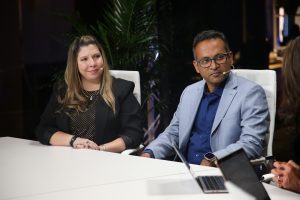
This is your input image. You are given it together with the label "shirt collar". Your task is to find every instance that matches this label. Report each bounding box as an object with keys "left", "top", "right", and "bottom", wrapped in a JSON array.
[{"left": 204, "top": 77, "right": 228, "bottom": 97}]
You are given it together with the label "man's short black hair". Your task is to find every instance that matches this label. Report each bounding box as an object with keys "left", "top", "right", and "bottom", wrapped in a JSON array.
[{"left": 192, "top": 30, "right": 230, "bottom": 59}]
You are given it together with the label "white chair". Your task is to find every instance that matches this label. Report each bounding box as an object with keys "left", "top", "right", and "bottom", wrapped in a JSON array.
[
  {"left": 110, "top": 70, "right": 141, "bottom": 104},
  {"left": 232, "top": 69, "right": 276, "bottom": 157}
]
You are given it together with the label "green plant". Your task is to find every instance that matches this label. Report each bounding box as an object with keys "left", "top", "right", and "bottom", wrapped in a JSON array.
[
  {"left": 94, "top": 0, "right": 159, "bottom": 70},
  {"left": 66, "top": 0, "right": 159, "bottom": 70}
]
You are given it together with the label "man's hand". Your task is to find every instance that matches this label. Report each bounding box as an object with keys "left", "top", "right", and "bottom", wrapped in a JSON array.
[
  {"left": 271, "top": 160, "right": 300, "bottom": 193},
  {"left": 141, "top": 153, "right": 151, "bottom": 158},
  {"left": 200, "top": 159, "right": 215, "bottom": 167}
]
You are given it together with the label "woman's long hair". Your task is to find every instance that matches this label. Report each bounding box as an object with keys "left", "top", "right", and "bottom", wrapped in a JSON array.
[
  {"left": 280, "top": 36, "right": 300, "bottom": 133},
  {"left": 60, "top": 35, "right": 115, "bottom": 113}
]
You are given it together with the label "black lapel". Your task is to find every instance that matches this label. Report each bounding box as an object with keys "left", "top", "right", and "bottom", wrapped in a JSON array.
[{"left": 95, "top": 96, "right": 110, "bottom": 144}]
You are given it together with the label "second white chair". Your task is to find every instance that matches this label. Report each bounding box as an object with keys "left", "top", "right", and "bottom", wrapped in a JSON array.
[{"left": 232, "top": 69, "right": 277, "bottom": 157}]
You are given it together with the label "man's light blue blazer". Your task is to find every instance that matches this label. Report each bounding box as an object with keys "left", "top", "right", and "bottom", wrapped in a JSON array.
[{"left": 145, "top": 72, "right": 270, "bottom": 160}]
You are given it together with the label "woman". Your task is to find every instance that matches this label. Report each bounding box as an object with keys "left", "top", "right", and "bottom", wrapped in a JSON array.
[
  {"left": 35, "top": 35, "right": 143, "bottom": 153},
  {"left": 271, "top": 36, "right": 300, "bottom": 193}
]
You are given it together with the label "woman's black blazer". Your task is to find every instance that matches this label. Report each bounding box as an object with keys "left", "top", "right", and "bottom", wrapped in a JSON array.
[{"left": 35, "top": 78, "right": 143, "bottom": 149}]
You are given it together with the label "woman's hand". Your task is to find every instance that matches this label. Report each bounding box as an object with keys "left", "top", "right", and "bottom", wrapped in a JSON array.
[
  {"left": 72, "top": 137, "right": 99, "bottom": 150},
  {"left": 271, "top": 160, "right": 300, "bottom": 193}
]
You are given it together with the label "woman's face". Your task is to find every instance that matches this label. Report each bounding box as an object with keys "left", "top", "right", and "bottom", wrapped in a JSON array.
[{"left": 77, "top": 44, "right": 104, "bottom": 84}]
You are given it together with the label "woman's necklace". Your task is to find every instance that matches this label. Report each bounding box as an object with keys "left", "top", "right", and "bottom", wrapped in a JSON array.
[{"left": 83, "top": 89, "right": 100, "bottom": 101}]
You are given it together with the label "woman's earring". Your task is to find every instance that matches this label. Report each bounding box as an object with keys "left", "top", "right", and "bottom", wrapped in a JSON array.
[{"left": 231, "top": 64, "right": 235, "bottom": 69}]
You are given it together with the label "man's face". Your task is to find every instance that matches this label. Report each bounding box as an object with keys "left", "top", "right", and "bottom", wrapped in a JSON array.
[{"left": 193, "top": 38, "right": 233, "bottom": 93}]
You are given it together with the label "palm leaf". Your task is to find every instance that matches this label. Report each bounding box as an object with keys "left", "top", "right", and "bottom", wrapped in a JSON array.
[{"left": 94, "top": 0, "right": 158, "bottom": 69}]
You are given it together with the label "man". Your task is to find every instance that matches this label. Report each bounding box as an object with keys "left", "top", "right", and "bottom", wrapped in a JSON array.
[{"left": 141, "top": 30, "right": 269, "bottom": 166}]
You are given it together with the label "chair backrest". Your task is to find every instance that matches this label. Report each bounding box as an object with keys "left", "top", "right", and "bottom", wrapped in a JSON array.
[
  {"left": 110, "top": 70, "right": 141, "bottom": 104},
  {"left": 232, "top": 69, "right": 277, "bottom": 156}
]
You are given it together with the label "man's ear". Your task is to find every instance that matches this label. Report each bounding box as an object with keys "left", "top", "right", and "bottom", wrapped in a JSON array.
[
  {"left": 228, "top": 54, "right": 234, "bottom": 65},
  {"left": 193, "top": 60, "right": 200, "bottom": 73}
]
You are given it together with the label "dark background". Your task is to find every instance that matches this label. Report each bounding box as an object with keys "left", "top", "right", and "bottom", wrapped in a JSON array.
[{"left": 1, "top": 0, "right": 299, "bottom": 160}]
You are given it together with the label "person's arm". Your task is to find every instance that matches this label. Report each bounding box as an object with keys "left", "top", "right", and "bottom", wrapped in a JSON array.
[
  {"left": 98, "top": 137, "right": 126, "bottom": 153},
  {"left": 143, "top": 114, "right": 180, "bottom": 159},
  {"left": 143, "top": 87, "right": 189, "bottom": 159},
  {"left": 271, "top": 160, "right": 300, "bottom": 193},
  {"left": 49, "top": 131, "right": 98, "bottom": 150},
  {"left": 214, "top": 85, "right": 269, "bottom": 159},
  {"left": 49, "top": 131, "right": 73, "bottom": 146},
  {"left": 35, "top": 83, "right": 65, "bottom": 145}
]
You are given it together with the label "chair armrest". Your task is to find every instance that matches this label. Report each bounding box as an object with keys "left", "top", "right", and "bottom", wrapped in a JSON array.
[{"left": 250, "top": 157, "right": 266, "bottom": 165}]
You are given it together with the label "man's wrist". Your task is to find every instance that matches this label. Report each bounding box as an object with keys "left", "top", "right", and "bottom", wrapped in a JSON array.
[{"left": 204, "top": 152, "right": 217, "bottom": 166}]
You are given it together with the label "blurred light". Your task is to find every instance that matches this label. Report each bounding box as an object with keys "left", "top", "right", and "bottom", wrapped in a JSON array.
[{"left": 279, "top": 7, "right": 285, "bottom": 42}]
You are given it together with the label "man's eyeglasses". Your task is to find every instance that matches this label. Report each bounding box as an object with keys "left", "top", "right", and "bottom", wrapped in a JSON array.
[{"left": 195, "top": 52, "right": 232, "bottom": 68}]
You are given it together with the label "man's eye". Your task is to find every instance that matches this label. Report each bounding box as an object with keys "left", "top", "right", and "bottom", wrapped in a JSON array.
[
  {"left": 216, "top": 54, "right": 226, "bottom": 60},
  {"left": 200, "top": 58, "right": 210, "bottom": 64}
]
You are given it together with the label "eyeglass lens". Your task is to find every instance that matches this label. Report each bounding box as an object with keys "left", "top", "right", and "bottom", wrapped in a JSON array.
[{"left": 197, "top": 52, "right": 230, "bottom": 68}]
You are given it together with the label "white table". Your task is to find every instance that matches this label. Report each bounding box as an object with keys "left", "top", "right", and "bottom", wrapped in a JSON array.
[{"left": 0, "top": 137, "right": 299, "bottom": 200}]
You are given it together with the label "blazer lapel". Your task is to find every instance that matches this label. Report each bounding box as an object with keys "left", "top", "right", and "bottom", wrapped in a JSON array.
[
  {"left": 95, "top": 97, "right": 109, "bottom": 143},
  {"left": 211, "top": 73, "right": 238, "bottom": 134},
  {"left": 186, "top": 82, "right": 204, "bottom": 129}
]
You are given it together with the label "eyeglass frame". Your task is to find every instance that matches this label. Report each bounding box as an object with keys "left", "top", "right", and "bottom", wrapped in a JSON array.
[{"left": 194, "top": 51, "right": 232, "bottom": 68}]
